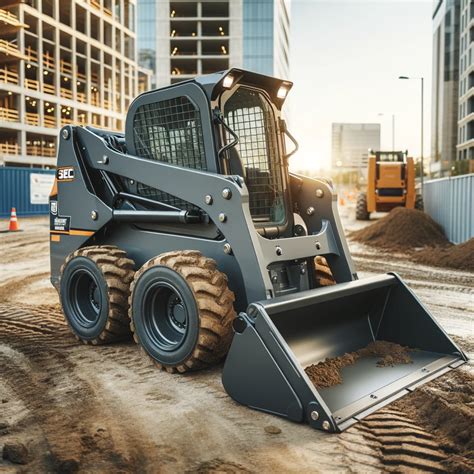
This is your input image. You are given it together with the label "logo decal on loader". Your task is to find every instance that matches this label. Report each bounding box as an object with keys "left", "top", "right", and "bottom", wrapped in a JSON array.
[
  {"left": 56, "top": 167, "right": 75, "bottom": 182},
  {"left": 50, "top": 200, "right": 58, "bottom": 216}
]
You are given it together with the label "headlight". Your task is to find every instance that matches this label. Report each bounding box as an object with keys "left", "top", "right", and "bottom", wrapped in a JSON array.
[
  {"left": 277, "top": 84, "right": 289, "bottom": 99},
  {"left": 222, "top": 74, "right": 234, "bottom": 89}
]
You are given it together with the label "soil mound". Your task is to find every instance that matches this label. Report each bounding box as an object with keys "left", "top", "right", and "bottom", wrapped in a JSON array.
[
  {"left": 305, "top": 341, "right": 412, "bottom": 389},
  {"left": 414, "top": 238, "right": 474, "bottom": 272},
  {"left": 351, "top": 207, "right": 449, "bottom": 250}
]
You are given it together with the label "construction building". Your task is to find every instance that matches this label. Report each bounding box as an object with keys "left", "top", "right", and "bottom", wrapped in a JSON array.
[
  {"left": 431, "top": 0, "right": 460, "bottom": 177},
  {"left": 137, "top": 0, "right": 290, "bottom": 88},
  {"left": 0, "top": 0, "right": 150, "bottom": 168},
  {"left": 431, "top": 0, "right": 474, "bottom": 176},
  {"left": 456, "top": 0, "right": 474, "bottom": 173}
]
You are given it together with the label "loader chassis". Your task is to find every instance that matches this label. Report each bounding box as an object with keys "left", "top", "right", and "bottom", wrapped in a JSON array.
[{"left": 50, "top": 69, "right": 466, "bottom": 433}]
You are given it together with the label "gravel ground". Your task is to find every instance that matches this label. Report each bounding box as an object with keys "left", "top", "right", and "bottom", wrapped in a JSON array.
[{"left": 0, "top": 212, "right": 472, "bottom": 473}]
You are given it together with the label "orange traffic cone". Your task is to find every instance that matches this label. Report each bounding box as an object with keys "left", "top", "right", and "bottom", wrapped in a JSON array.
[{"left": 8, "top": 207, "right": 20, "bottom": 232}]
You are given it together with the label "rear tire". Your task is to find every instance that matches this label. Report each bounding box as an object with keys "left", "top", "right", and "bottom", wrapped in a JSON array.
[
  {"left": 356, "top": 193, "right": 370, "bottom": 220},
  {"left": 60, "top": 246, "right": 135, "bottom": 344},
  {"left": 129, "top": 250, "right": 236, "bottom": 373},
  {"left": 415, "top": 194, "right": 424, "bottom": 211},
  {"left": 314, "top": 256, "right": 336, "bottom": 286}
]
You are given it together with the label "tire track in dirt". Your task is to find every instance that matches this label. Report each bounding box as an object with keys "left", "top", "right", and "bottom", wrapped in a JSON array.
[
  {"left": 356, "top": 368, "right": 474, "bottom": 473},
  {"left": 357, "top": 409, "right": 448, "bottom": 472},
  {"left": 351, "top": 253, "right": 474, "bottom": 290},
  {"left": 0, "top": 304, "right": 153, "bottom": 472}
]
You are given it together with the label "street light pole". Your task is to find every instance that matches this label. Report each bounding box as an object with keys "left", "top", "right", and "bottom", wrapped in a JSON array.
[{"left": 399, "top": 75, "right": 424, "bottom": 194}]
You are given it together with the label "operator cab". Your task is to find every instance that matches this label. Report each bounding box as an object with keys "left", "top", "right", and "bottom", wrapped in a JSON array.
[
  {"left": 124, "top": 68, "right": 296, "bottom": 240},
  {"left": 372, "top": 150, "right": 406, "bottom": 163},
  {"left": 213, "top": 70, "right": 295, "bottom": 237}
]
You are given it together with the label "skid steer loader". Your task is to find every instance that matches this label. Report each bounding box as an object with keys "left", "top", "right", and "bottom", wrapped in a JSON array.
[
  {"left": 50, "top": 69, "right": 466, "bottom": 432},
  {"left": 356, "top": 150, "right": 423, "bottom": 220}
]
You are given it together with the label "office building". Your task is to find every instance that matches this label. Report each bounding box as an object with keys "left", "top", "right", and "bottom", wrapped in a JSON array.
[
  {"left": 331, "top": 123, "right": 381, "bottom": 173},
  {"left": 456, "top": 0, "right": 474, "bottom": 173},
  {"left": 0, "top": 0, "right": 150, "bottom": 168},
  {"left": 137, "top": 0, "right": 290, "bottom": 88},
  {"left": 431, "top": 0, "right": 474, "bottom": 176},
  {"left": 431, "top": 0, "right": 461, "bottom": 177}
]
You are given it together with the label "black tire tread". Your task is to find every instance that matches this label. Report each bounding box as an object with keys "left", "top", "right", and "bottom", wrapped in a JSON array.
[
  {"left": 356, "top": 192, "right": 370, "bottom": 220},
  {"left": 60, "top": 245, "right": 135, "bottom": 345},
  {"left": 129, "top": 250, "right": 236, "bottom": 373}
]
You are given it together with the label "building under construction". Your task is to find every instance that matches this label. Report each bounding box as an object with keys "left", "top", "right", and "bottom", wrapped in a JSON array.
[{"left": 0, "top": 0, "right": 150, "bottom": 168}]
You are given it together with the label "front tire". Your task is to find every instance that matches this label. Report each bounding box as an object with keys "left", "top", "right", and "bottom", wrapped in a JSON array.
[
  {"left": 356, "top": 192, "right": 370, "bottom": 220},
  {"left": 60, "top": 246, "right": 135, "bottom": 344},
  {"left": 129, "top": 250, "right": 236, "bottom": 373}
]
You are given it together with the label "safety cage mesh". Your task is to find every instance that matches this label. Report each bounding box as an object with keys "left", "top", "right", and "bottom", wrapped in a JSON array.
[
  {"left": 132, "top": 96, "right": 206, "bottom": 210},
  {"left": 224, "top": 87, "right": 285, "bottom": 223}
]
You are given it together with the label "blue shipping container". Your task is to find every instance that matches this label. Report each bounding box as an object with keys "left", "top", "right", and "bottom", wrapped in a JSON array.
[{"left": 0, "top": 167, "right": 55, "bottom": 218}]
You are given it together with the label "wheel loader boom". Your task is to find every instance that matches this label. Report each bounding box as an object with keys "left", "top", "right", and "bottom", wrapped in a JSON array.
[{"left": 50, "top": 68, "right": 466, "bottom": 433}]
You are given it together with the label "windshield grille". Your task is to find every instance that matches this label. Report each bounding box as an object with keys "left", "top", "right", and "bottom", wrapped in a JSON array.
[{"left": 224, "top": 87, "right": 285, "bottom": 223}]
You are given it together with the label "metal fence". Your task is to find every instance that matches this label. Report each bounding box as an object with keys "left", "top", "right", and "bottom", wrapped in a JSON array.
[
  {"left": 424, "top": 174, "right": 473, "bottom": 244},
  {"left": 0, "top": 167, "right": 55, "bottom": 218}
]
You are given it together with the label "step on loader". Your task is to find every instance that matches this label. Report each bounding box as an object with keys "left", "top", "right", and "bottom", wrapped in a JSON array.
[{"left": 50, "top": 69, "right": 466, "bottom": 432}]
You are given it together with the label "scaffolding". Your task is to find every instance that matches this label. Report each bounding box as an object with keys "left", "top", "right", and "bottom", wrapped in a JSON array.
[{"left": 0, "top": 0, "right": 151, "bottom": 168}]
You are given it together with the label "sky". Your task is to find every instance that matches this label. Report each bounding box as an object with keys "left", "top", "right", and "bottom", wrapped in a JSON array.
[{"left": 288, "top": 0, "right": 433, "bottom": 171}]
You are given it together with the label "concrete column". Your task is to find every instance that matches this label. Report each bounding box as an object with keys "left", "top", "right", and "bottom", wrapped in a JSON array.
[
  {"left": 18, "top": 5, "right": 27, "bottom": 158},
  {"left": 71, "top": 1, "right": 77, "bottom": 107},
  {"left": 229, "top": 0, "right": 243, "bottom": 69},
  {"left": 86, "top": 8, "right": 91, "bottom": 105},
  {"left": 156, "top": 0, "right": 171, "bottom": 87}
]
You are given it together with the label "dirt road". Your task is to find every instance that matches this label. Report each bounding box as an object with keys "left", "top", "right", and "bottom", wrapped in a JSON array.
[{"left": 1, "top": 216, "right": 473, "bottom": 473}]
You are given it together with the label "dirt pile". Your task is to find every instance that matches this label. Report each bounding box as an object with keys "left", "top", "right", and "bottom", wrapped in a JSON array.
[
  {"left": 305, "top": 353, "right": 358, "bottom": 388},
  {"left": 394, "top": 369, "right": 474, "bottom": 473},
  {"left": 305, "top": 341, "right": 412, "bottom": 389},
  {"left": 358, "top": 340, "right": 413, "bottom": 367},
  {"left": 351, "top": 207, "right": 449, "bottom": 250},
  {"left": 414, "top": 237, "right": 474, "bottom": 272}
]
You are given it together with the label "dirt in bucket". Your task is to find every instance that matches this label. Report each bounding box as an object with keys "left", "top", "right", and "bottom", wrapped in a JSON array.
[
  {"left": 304, "top": 341, "right": 413, "bottom": 389},
  {"left": 350, "top": 207, "right": 449, "bottom": 250}
]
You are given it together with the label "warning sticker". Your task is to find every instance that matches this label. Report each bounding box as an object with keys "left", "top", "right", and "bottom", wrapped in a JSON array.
[
  {"left": 50, "top": 201, "right": 71, "bottom": 232},
  {"left": 51, "top": 216, "right": 71, "bottom": 232}
]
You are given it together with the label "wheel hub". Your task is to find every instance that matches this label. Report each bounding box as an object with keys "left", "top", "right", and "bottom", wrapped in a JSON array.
[
  {"left": 68, "top": 268, "right": 102, "bottom": 328},
  {"left": 168, "top": 295, "right": 186, "bottom": 331},
  {"left": 89, "top": 282, "right": 101, "bottom": 312}
]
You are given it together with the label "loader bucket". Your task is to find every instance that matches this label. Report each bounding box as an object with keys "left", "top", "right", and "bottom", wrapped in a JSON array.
[{"left": 222, "top": 273, "right": 467, "bottom": 432}]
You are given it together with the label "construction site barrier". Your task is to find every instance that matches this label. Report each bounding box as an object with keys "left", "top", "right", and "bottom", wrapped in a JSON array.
[
  {"left": 0, "top": 167, "right": 55, "bottom": 218},
  {"left": 424, "top": 173, "right": 473, "bottom": 244}
]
